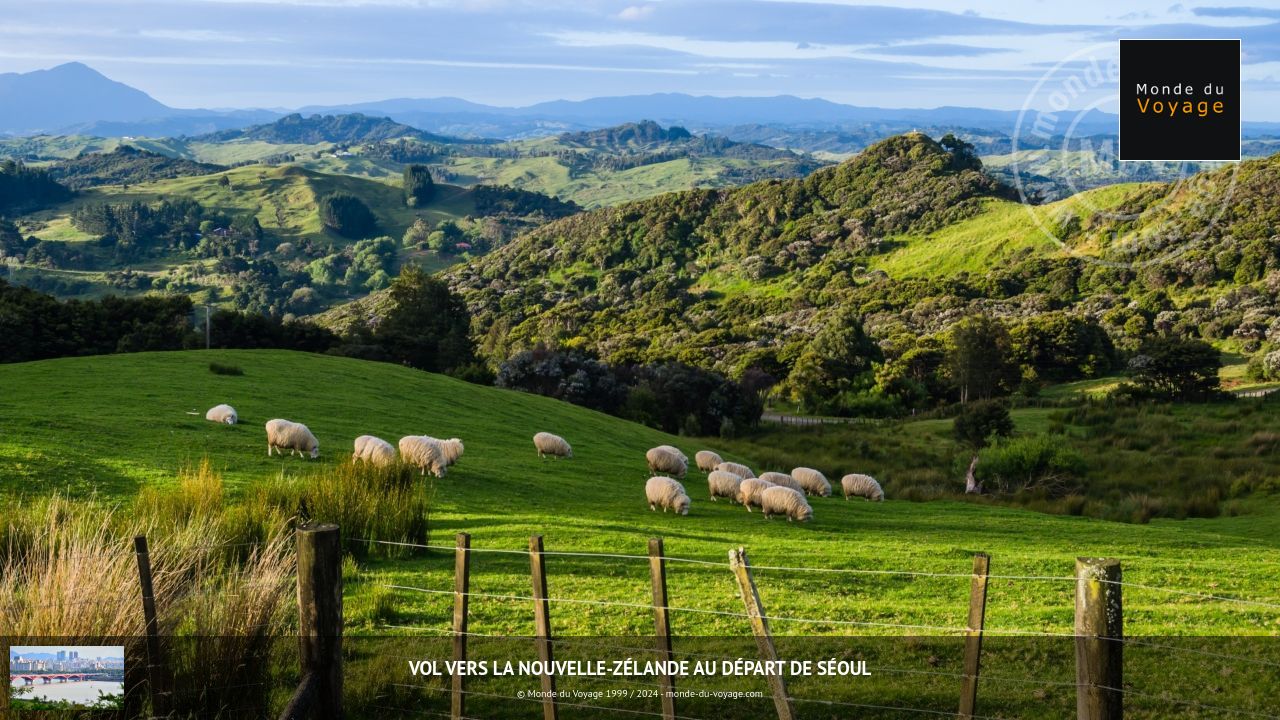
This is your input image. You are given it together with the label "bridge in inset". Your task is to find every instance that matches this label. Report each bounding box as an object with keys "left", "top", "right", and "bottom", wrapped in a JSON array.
[{"left": 9, "top": 673, "right": 93, "bottom": 684}]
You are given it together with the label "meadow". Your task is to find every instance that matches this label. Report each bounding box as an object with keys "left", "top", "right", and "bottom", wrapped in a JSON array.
[{"left": 2, "top": 350, "right": 1279, "bottom": 718}]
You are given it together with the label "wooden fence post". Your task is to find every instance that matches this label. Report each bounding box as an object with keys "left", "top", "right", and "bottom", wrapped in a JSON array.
[
  {"left": 294, "top": 523, "right": 343, "bottom": 720},
  {"left": 134, "top": 535, "right": 169, "bottom": 717},
  {"left": 648, "top": 538, "right": 677, "bottom": 720},
  {"left": 728, "top": 547, "right": 795, "bottom": 720},
  {"left": 452, "top": 533, "right": 471, "bottom": 720},
  {"left": 958, "top": 552, "right": 990, "bottom": 719},
  {"left": 529, "top": 535, "right": 558, "bottom": 720},
  {"left": 1075, "top": 558, "right": 1122, "bottom": 720}
]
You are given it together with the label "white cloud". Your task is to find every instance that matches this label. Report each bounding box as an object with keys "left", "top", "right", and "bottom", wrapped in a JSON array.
[{"left": 618, "top": 5, "right": 653, "bottom": 21}]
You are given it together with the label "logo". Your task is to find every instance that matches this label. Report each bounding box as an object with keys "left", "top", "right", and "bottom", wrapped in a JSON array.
[{"left": 1120, "top": 39, "right": 1241, "bottom": 161}]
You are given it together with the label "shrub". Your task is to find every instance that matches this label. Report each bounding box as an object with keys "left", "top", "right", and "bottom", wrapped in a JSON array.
[
  {"left": 318, "top": 191, "right": 378, "bottom": 239},
  {"left": 971, "top": 435, "right": 1087, "bottom": 496}
]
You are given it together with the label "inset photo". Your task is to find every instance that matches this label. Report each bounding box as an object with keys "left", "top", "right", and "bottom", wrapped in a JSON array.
[{"left": 8, "top": 646, "right": 125, "bottom": 711}]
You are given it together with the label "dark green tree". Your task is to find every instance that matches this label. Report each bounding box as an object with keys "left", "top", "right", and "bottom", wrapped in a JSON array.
[
  {"left": 373, "top": 265, "right": 476, "bottom": 372},
  {"left": 787, "top": 307, "right": 882, "bottom": 412},
  {"left": 403, "top": 164, "right": 435, "bottom": 207},
  {"left": 318, "top": 192, "right": 377, "bottom": 239},
  {"left": 944, "top": 314, "right": 1020, "bottom": 403},
  {"left": 1127, "top": 336, "right": 1221, "bottom": 401},
  {"left": 953, "top": 399, "right": 1014, "bottom": 493}
]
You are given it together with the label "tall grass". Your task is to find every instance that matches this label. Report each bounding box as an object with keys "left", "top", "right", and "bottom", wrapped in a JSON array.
[{"left": 1, "top": 457, "right": 431, "bottom": 715}]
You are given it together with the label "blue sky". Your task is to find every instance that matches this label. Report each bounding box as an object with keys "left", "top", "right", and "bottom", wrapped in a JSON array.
[
  {"left": 1, "top": 1, "right": 1278, "bottom": 117},
  {"left": 11, "top": 646, "right": 124, "bottom": 659}
]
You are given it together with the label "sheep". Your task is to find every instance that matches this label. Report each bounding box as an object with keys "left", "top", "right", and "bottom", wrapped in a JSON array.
[
  {"left": 353, "top": 435, "right": 396, "bottom": 467},
  {"left": 791, "top": 467, "right": 832, "bottom": 497},
  {"left": 645, "top": 476, "right": 691, "bottom": 515},
  {"left": 399, "top": 435, "right": 449, "bottom": 477},
  {"left": 759, "top": 471, "right": 804, "bottom": 493},
  {"left": 707, "top": 470, "right": 743, "bottom": 503},
  {"left": 533, "top": 432, "right": 573, "bottom": 459},
  {"left": 439, "top": 438, "right": 465, "bottom": 466},
  {"left": 265, "top": 419, "right": 319, "bottom": 459},
  {"left": 841, "top": 474, "right": 884, "bottom": 502},
  {"left": 716, "top": 461, "right": 756, "bottom": 479},
  {"left": 646, "top": 446, "right": 688, "bottom": 478},
  {"left": 737, "top": 477, "right": 776, "bottom": 512},
  {"left": 760, "top": 486, "right": 813, "bottom": 522},
  {"left": 656, "top": 445, "right": 688, "bottom": 463},
  {"left": 205, "top": 404, "right": 238, "bottom": 425},
  {"left": 695, "top": 450, "right": 723, "bottom": 473}
]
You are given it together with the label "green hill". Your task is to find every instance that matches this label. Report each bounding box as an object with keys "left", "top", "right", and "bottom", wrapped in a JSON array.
[
  {"left": 1, "top": 349, "right": 1278, "bottom": 643},
  {"left": 48, "top": 145, "right": 226, "bottom": 189},
  {"left": 195, "top": 112, "right": 473, "bottom": 145}
]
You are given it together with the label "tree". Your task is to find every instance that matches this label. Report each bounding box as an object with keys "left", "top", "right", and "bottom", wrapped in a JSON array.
[
  {"left": 953, "top": 399, "right": 1014, "bottom": 493},
  {"left": 318, "top": 192, "right": 377, "bottom": 239},
  {"left": 944, "top": 314, "right": 1020, "bottom": 403},
  {"left": 403, "top": 164, "right": 434, "bottom": 207},
  {"left": 787, "top": 307, "right": 881, "bottom": 412},
  {"left": 373, "top": 265, "right": 476, "bottom": 372},
  {"left": 1127, "top": 336, "right": 1221, "bottom": 401}
]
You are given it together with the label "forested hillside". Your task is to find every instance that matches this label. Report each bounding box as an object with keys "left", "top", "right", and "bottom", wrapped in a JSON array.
[
  {"left": 447, "top": 132, "right": 1280, "bottom": 414},
  {"left": 49, "top": 146, "right": 225, "bottom": 189}
]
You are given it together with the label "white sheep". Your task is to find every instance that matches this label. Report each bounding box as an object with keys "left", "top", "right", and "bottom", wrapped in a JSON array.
[
  {"left": 353, "top": 435, "right": 396, "bottom": 467},
  {"left": 716, "top": 461, "right": 755, "bottom": 479},
  {"left": 205, "top": 404, "right": 238, "bottom": 425},
  {"left": 399, "top": 435, "right": 449, "bottom": 477},
  {"left": 695, "top": 450, "right": 723, "bottom": 473},
  {"left": 707, "top": 470, "right": 743, "bottom": 503},
  {"left": 645, "top": 476, "right": 691, "bottom": 515},
  {"left": 646, "top": 446, "right": 688, "bottom": 478},
  {"left": 841, "top": 474, "right": 884, "bottom": 502},
  {"left": 265, "top": 419, "right": 319, "bottom": 459},
  {"left": 791, "top": 467, "right": 832, "bottom": 497},
  {"left": 760, "top": 486, "right": 813, "bottom": 522},
  {"left": 656, "top": 445, "right": 689, "bottom": 463},
  {"left": 759, "top": 471, "right": 804, "bottom": 493},
  {"left": 533, "top": 432, "right": 573, "bottom": 459},
  {"left": 737, "top": 477, "right": 776, "bottom": 512},
  {"left": 439, "top": 438, "right": 465, "bottom": 466}
]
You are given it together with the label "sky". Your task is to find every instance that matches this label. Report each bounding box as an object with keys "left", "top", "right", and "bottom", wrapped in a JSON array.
[
  {"left": 0, "top": 0, "right": 1279, "bottom": 118},
  {"left": 11, "top": 646, "right": 125, "bottom": 659}
]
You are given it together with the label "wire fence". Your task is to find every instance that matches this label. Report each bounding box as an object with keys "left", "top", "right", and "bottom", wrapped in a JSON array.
[{"left": 347, "top": 533, "right": 1280, "bottom": 720}]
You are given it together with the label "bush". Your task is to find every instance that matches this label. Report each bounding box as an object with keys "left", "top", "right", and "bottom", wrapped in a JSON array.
[
  {"left": 971, "top": 435, "right": 1087, "bottom": 496},
  {"left": 318, "top": 191, "right": 378, "bottom": 239}
]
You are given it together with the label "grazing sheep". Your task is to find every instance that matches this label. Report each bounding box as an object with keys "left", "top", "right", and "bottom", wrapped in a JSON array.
[
  {"left": 439, "top": 438, "right": 465, "bottom": 466},
  {"left": 737, "top": 477, "right": 776, "bottom": 512},
  {"left": 695, "top": 450, "right": 723, "bottom": 473},
  {"left": 399, "top": 435, "right": 449, "bottom": 477},
  {"left": 759, "top": 471, "right": 804, "bottom": 493},
  {"left": 716, "top": 461, "right": 756, "bottom": 479},
  {"left": 206, "top": 404, "right": 238, "bottom": 425},
  {"left": 533, "top": 432, "right": 573, "bottom": 459},
  {"left": 265, "top": 419, "right": 319, "bottom": 459},
  {"left": 707, "top": 470, "right": 743, "bottom": 503},
  {"left": 645, "top": 476, "right": 691, "bottom": 516},
  {"left": 353, "top": 435, "right": 396, "bottom": 467},
  {"left": 656, "top": 445, "right": 689, "bottom": 463},
  {"left": 760, "top": 486, "right": 814, "bottom": 522},
  {"left": 646, "top": 446, "right": 688, "bottom": 478},
  {"left": 841, "top": 474, "right": 884, "bottom": 502},
  {"left": 791, "top": 467, "right": 832, "bottom": 497}
]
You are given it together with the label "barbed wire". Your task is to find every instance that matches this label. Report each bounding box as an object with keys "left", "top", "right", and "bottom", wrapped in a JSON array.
[{"left": 350, "top": 537, "right": 728, "bottom": 567}]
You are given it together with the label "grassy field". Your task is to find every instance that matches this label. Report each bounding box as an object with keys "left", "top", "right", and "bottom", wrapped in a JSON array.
[
  {"left": 1, "top": 349, "right": 1278, "bottom": 642},
  {"left": 868, "top": 183, "right": 1152, "bottom": 279},
  {"left": 3, "top": 350, "right": 1277, "bottom": 717}
]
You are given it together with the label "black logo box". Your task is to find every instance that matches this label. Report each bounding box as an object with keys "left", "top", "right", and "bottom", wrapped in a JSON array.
[{"left": 1119, "top": 39, "right": 1241, "bottom": 162}]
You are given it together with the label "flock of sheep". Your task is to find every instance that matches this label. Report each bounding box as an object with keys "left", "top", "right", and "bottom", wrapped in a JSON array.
[
  {"left": 206, "top": 404, "right": 465, "bottom": 476},
  {"left": 203, "top": 407, "right": 882, "bottom": 524},
  {"left": 640, "top": 446, "right": 883, "bottom": 523}
]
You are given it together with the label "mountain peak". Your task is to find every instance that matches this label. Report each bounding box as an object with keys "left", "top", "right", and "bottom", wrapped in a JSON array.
[{"left": 0, "top": 62, "right": 172, "bottom": 134}]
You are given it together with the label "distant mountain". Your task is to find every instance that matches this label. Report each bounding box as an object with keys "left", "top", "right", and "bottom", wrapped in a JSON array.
[
  {"left": 195, "top": 113, "right": 471, "bottom": 145},
  {"left": 61, "top": 110, "right": 283, "bottom": 139},
  {"left": 0, "top": 63, "right": 172, "bottom": 134},
  {"left": 560, "top": 120, "right": 694, "bottom": 148}
]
